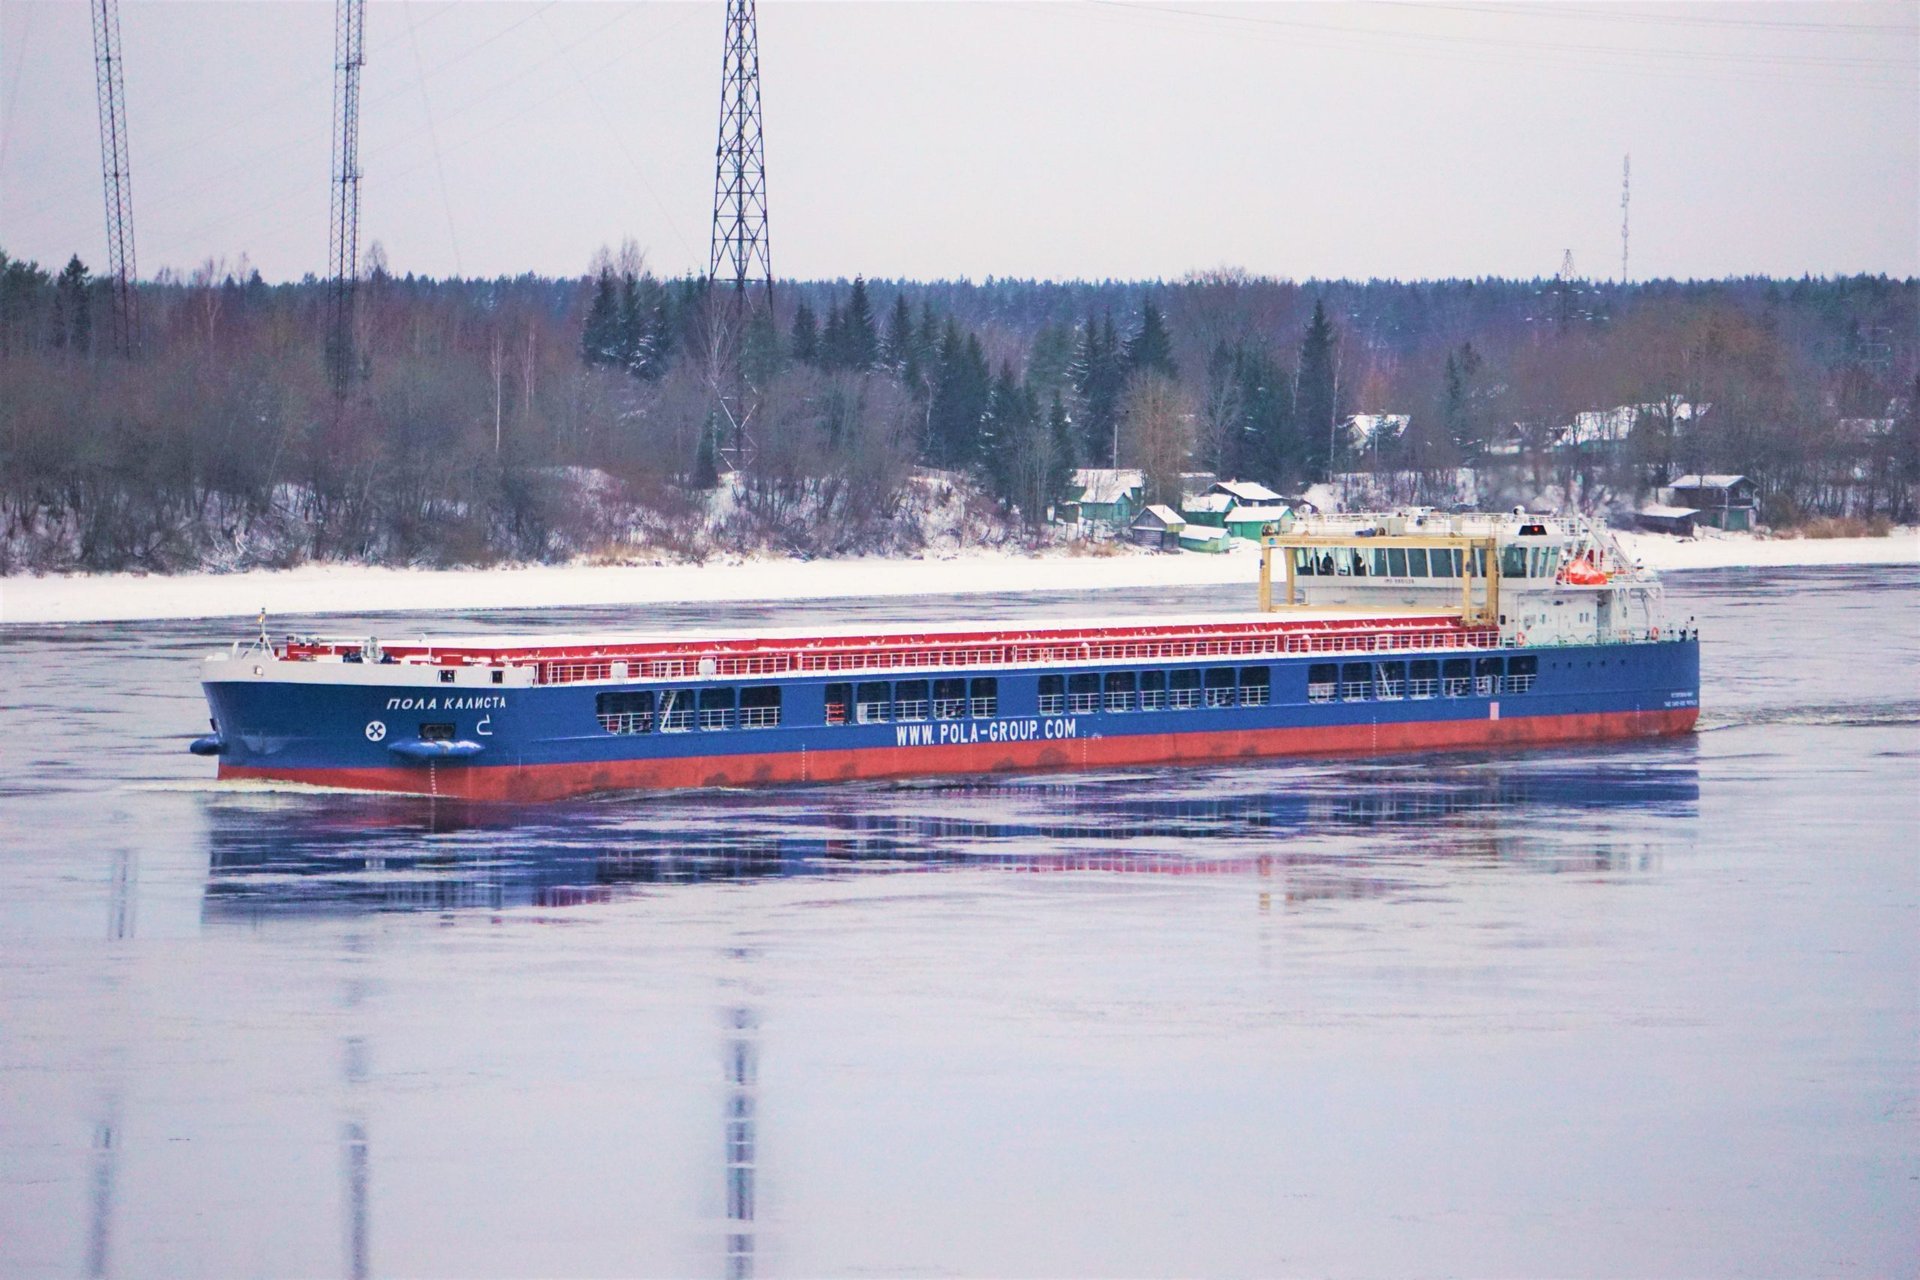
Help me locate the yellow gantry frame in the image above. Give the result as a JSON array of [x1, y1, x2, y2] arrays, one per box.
[[1258, 532, 1503, 625]]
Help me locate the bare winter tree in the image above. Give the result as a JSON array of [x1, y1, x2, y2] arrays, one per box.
[[1120, 374, 1195, 507]]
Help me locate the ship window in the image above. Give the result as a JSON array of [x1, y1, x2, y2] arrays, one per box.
[[933, 678, 967, 719], [1387, 548, 1408, 577], [1442, 658, 1471, 696], [491, 669, 505, 685], [1038, 674, 1065, 716], [1409, 659, 1439, 699], [970, 678, 998, 718], [1376, 660, 1407, 700], [1169, 669, 1202, 710], [1340, 662, 1373, 701], [1307, 663, 1338, 703], [658, 690, 693, 732], [1508, 655, 1538, 693], [1407, 548, 1430, 577], [1371, 548, 1389, 576], [1068, 673, 1102, 714], [1474, 656, 1504, 697], [596, 690, 655, 735], [698, 687, 736, 730], [739, 686, 782, 729], [439, 669, 456, 684], [1104, 671, 1137, 713], [420, 722, 456, 741], [894, 680, 930, 722], [1294, 548, 1317, 576], [1501, 545, 1528, 578], [1349, 549, 1369, 576], [1139, 670, 1168, 710], [1204, 667, 1236, 707], [855, 681, 892, 723], [824, 682, 851, 726], [1430, 548, 1458, 577], [1471, 547, 1489, 577], [1239, 667, 1270, 706]]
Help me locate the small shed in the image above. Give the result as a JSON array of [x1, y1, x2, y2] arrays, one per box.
[[1129, 504, 1186, 551], [1208, 479, 1283, 505], [1633, 504, 1699, 537], [1668, 474, 1757, 531], [1066, 468, 1146, 528], [1224, 503, 1292, 540], [1179, 491, 1236, 528], [1179, 527, 1235, 554]]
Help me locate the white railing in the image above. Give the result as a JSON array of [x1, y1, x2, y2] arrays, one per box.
[[1444, 677, 1471, 697], [856, 701, 891, 724], [1240, 685, 1270, 706], [895, 699, 929, 722], [1038, 694, 1065, 715], [699, 707, 735, 731], [1408, 678, 1438, 699], [598, 712, 653, 735], [933, 698, 966, 719], [1105, 692, 1135, 712], [1141, 689, 1169, 711], [1068, 692, 1101, 714], [739, 706, 781, 729], [1307, 682, 1336, 703], [1377, 679, 1405, 701], [1169, 688, 1201, 710], [970, 696, 997, 718], [1340, 681, 1371, 701], [661, 708, 693, 732]]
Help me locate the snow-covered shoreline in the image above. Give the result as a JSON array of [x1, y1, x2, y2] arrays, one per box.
[[3, 531, 1914, 626]]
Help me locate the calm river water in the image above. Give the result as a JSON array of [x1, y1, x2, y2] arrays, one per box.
[[1, 566, 1915, 1278]]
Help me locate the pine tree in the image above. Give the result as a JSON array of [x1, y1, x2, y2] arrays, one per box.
[[693, 412, 721, 489], [929, 321, 991, 468], [820, 300, 847, 371], [1072, 312, 1125, 465], [790, 301, 819, 364], [580, 269, 618, 367], [1046, 391, 1077, 518], [881, 293, 913, 373], [52, 255, 92, 353], [1125, 298, 1177, 379], [1297, 299, 1342, 479], [844, 276, 879, 372]]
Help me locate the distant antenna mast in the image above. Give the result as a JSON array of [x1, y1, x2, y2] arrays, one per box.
[[90, 0, 138, 357], [709, 0, 772, 301], [326, 0, 367, 394], [1620, 153, 1631, 285]]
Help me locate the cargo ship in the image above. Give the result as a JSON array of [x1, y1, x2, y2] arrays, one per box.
[[189, 511, 1699, 802]]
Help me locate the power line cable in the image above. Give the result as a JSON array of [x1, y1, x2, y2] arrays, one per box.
[[405, 0, 462, 275]]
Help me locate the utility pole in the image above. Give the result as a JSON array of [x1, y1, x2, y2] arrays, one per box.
[[327, 0, 367, 395], [1620, 154, 1631, 286], [708, 0, 773, 473], [90, 0, 138, 358]]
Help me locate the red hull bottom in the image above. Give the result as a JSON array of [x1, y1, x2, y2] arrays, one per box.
[[218, 708, 1699, 803]]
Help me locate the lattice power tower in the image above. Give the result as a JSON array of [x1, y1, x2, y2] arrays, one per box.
[[710, 0, 771, 302], [326, 0, 367, 392], [90, 0, 138, 357]]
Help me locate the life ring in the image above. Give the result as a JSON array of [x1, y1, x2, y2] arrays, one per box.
[[1650, 626, 1661, 640], [1515, 630, 1528, 646]]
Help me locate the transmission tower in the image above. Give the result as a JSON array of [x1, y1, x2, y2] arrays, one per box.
[[90, 0, 138, 358], [708, 0, 772, 471], [326, 0, 367, 394], [1620, 153, 1631, 286], [710, 0, 772, 301]]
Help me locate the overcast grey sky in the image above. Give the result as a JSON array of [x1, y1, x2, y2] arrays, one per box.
[[2, 1, 1914, 284]]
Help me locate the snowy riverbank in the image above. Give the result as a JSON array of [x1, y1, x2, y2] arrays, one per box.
[[3, 530, 1914, 625]]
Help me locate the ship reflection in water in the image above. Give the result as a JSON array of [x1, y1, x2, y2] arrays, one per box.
[[199, 744, 1699, 919]]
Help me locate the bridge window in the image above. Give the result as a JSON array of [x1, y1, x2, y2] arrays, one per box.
[[1169, 669, 1202, 710], [1442, 658, 1472, 697], [1340, 662, 1373, 701], [1038, 674, 1065, 716], [596, 690, 655, 734], [1204, 667, 1237, 708], [1376, 660, 1407, 700], [1239, 667, 1270, 706], [1429, 548, 1458, 577], [970, 678, 998, 718], [1507, 655, 1538, 693], [1501, 545, 1528, 578], [1140, 670, 1168, 710], [1408, 659, 1439, 699], [739, 686, 782, 729], [1294, 548, 1318, 576], [933, 678, 967, 719], [1068, 673, 1102, 714], [1104, 671, 1137, 712], [1307, 663, 1338, 703], [894, 680, 930, 722], [698, 687, 736, 731], [1407, 548, 1429, 577], [1387, 548, 1408, 577], [855, 681, 892, 723], [1475, 656, 1505, 696], [824, 682, 850, 726]]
